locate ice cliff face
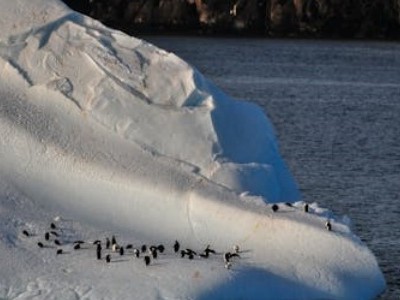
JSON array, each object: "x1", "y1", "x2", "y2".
[{"x1": 0, "y1": 0, "x2": 299, "y2": 202}]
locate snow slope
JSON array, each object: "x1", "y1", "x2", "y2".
[{"x1": 0, "y1": 0, "x2": 385, "y2": 299}]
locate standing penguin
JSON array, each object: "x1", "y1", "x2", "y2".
[
  {"x1": 106, "y1": 237, "x2": 111, "y2": 249},
  {"x1": 144, "y1": 255, "x2": 151, "y2": 266},
  {"x1": 111, "y1": 235, "x2": 117, "y2": 246},
  {"x1": 304, "y1": 203, "x2": 309, "y2": 213},
  {"x1": 44, "y1": 232, "x2": 50, "y2": 241},
  {"x1": 271, "y1": 204, "x2": 279, "y2": 212},
  {"x1": 96, "y1": 244, "x2": 102, "y2": 260},
  {"x1": 173, "y1": 240, "x2": 180, "y2": 253},
  {"x1": 119, "y1": 246, "x2": 124, "y2": 256},
  {"x1": 105, "y1": 254, "x2": 111, "y2": 263},
  {"x1": 133, "y1": 248, "x2": 140, "y2": 258},
  {"x1": 325, "y1": 220, "x2": 332, "y2": 231}
]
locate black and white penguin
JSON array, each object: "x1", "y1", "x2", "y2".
[
  {"x1": 224, "y1": 252, "x2": 240, "y2": 263},
  {"x1": 106, "y1": 238, "x2": 111, "y2": 249},
  {"x1": 54, "y1": 239, "x2": 61, "y2": 246},
  {"x1": 271, "y1": 204, "x2": 279, "y2": 212},
  {"x1": 56, "y1": 249, "x2": 63, "y2": 255},
  {"x1": 325, "y1": 220, "x2": 332, "y2": 231},
  {"x1": 204, "y1": 245, "x2": 216, "y2": 255},
  {"x1": 157, "y1": 245, "x2": 165, "y2": 253},
  {"x1": 126, "y1": 244, "x2": 133, "y2": 249},
  {"x1": 150, "y1": 248, "x2": 157, "y2": 259},
  {"x1": 188, "y1": 254, "x2": 194, "y2": 260},
  {"x1": 44, "y1": 232, "x2": 50, "y2": 241},
  {"x1": 111, "y1": 235, "x2": 117, "y2": 246},
  {"x1": 50, "y1": 223, "x2": 57, "y2": 230},
  {"x1": 144, "y1": 255, "x2": 151, "y2": 266},
  {"x1": 50, "y1": 231, "x2": 59, "y2": 237},
  {"x1": 119, "y1": 246, "x2": 124, "y2": 256},
  {"x1": 141, "y1": 245, "x2": 147, "y2": 253},
  {"x1": 74, "y1": 243, "x2": 81, "y2": 250},
  {"x1": 173, "y1": 240, "x2": 180, "y2": 253},
  {"x1": 180, "y1": 250, "x2": 186, "y2": 258},
  {"x1": 96, "y1": 246, "x2": 102, "y2": 260},
  {"x1": 185, "y1": 249, "x2": 197, "y2": 256},
  {"x1": 105, "y1": 254, "x2": 111, "y2": 263},
  {"x1": 285, "y1": 202, "x2": 293, "y2": 207},
  {"x1": 37, "y1": 242, "x2": 44, "y2": 248},
  {"x1": 304, "y1": 203, "x2": 309, "y2": 213},
  {"x1": 133, "y1": 248, "x2": 140, "y2": 258},
  {"x1": 22, "y1": 230, "x2": 30, "y2": 237}
]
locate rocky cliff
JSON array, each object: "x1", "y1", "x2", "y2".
[{"x1": 62, "y1": 0, "x2": 400, "y2": 38}]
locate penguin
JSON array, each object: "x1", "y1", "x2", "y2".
[
  {"x1": 180, "y1": 250, "x2": 186, "y2": 258},
  {"x1": 50, "y1": 223, "x2": 57, "y2": 230},
  {"x1": 73, "y1": 243, "x2": 81, "y2": 250},
  {"x1": 45, "y1": 232, "x2": 50, "y2": 241},
  {"x1": 185, "y1": 249, "x2": 197, "y2": 256},
  {"x1": 133, "y1": 248, "x2": 140, "y2": 258},
  {"x1": 223, "y1": 252, "x2": 231, "y2": 263},
  {"x1": 111, "y1": 235, "x2": 117, "y2": 246},
  {"x1": 304, "y1": 203, "x2": 309, "y2": 213},
  {"x1": 50, "y1": 231, "x2": 59, "y2": 237},
  {"x1": 119, "y1": 246, "x2": 124, "y2": 256},
  {"x1": 93, "y1": 240, "x2": 101, "y2": 245},
  {"x1": 141, "y1": 245, "x2": 147, "y2": 253},
  {"x1": 96, "y1": 246, "x2": 102, "y2": 260},
  {"x1": 22, "y1": 230, "x2": 30, "y2": 237},
  {"x1": 204, "y1": 245, "x2": 216, "y2": 255},
  {"x1": 285, "y1": 202, "x2": 293, "y2": 207},
  {"x1": 233, "y1": 245, "x2": 240, "y2": 254},
  {"x1": 224, "y1": 252, "x2": 240, "y2": 263},
  {"x1": 106, "y1": 238, "x2": 111, "y2": 249},
  {"x1": 188, "y1": 254, "x2": 194, "y2": 260},
  {"x1": 149, "y1": 245, "x2": 157, "y2": 252},
  {"x1": 112, "y1": 243, "x2": 118, "y2": 252},
  {"x1": 325, "y1": 220, "x2": 332, "y2": 231},
  {"x1": 126, "y1": 244, "x2": 133, "y2": 249},
  {"x1": 105, "y1": 254, "x2": 111, "y2": 263},
  {"x1": 271, "y1": 204, "x2": 279, "y2": 212},
  {"x1": 37, "y1": 242, "x2": 44, "y2": 248},
  {"x1": 173, "y1": 240, "x2": 180, "y2": 253},
  {"x1": 97, "y1": 243, "x2": 102, "y2": 251},
  {"x1": 150, "y1": 248, "x2": 158, "y2": 259},
  {"x1": 54, "y1": 239, "x2": 61, "y2": 246},
  {"x1": 157, "y1": 245, "x2": 165, "y2": 253},
  {"x1": 56, "y1": 249, "x2": 63, "y2": 255},
  {"x1": 144, "y1": 255, "x2": 151, "y2": 266}
]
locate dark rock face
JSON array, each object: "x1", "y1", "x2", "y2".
[{"x1": 62, "y1": 0, "x2": 400, "y2": 38}]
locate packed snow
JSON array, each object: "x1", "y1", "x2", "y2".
[{"x1": 0, "y1": 0, "x2": 385, "y2": 299}]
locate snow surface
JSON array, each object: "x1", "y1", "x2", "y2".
[{"x1": 0, "y1": 0, "x2": 385, "y2": 299}]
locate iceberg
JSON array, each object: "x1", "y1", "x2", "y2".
[{"x1": 0, "y1": 0, "x2": 385, "y2": 299}]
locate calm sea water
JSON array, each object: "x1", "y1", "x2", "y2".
[{"x1": 145, "y1": 36, "x2": 400, "y2": 299}]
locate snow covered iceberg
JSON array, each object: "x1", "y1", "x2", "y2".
[{"x1": 0, "y1": 0, "x2": 385, "y2": 299}]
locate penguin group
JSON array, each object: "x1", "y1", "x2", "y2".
[{"x1": 20, "y1": 219, "x2": 244, "y2": 270}]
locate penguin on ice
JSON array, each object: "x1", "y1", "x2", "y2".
[
  {"x1": 141, "y1": 245, "x2": 147, "y2": 253},
  {"x1": 111, "y1": 235, "x2": 117, "y2": 246},
  {"x1": 37, "y1": 242, "x2": 44, "y2": 248},
  {"x1": 73, "y1": 243, "x2": 81, "y2": 250},
  {"x1": 304, "y1": 203, "x2": 309, "y2": 213},
  {"x1": 105, "y1": 254, "x2": 111, "y2": 263},
  {"x1": 133, "y1": 248, "x2": 140, "y2": 258},
  {"x1": 22, "y1": 230, "x2": 30, "y2": 237},
  {"x1": 50, "y1": 223, "x2": 57, "y2": 230},
  {"x1": 54, "y1": 239, "x2": 61, "y2": 246},
  {"x1": 44, "y1": 232, "x2": 50, "y2": 241},
  {"x1": 50, "y1": 231, "x2": 59, "y2": 237},
  {"x1": 173, "y1": 240, "x2": 180, "y2": 253},
  {"x1": 157, "y1": 245, "x2": 165, "y2": 253},
  {"x1": 119, "y1": 246, "x2": 124, "y2": 256},
  {"x1": 96, "y1": 244, "x2": 102, "y2": 260},
  {"x1": 325, "y1": 220, "x2": 332, "y2": 231},
  {"x1": 106, "y1": 238, "x2": 111, "y2": 249},
  {"x1": 126, "y1": 244, "x2": 133, "y2": 249},
  {"x1": 144, "y1": 255, "x2": 151, "y2": 266},
  {"x1": 56, "y1": 249, "x2": 63, "y2": 255},
  {"x1": 271, "y1": 204, "x2": 279, "y2": 212}
]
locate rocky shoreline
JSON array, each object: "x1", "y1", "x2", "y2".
[{"x1": 62, "y1": 0, "x2": 400, "y2": 39}]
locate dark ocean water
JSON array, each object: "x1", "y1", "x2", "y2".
[{"x1": 145, "y1": 36, "x2": 400, "y2": 299}]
